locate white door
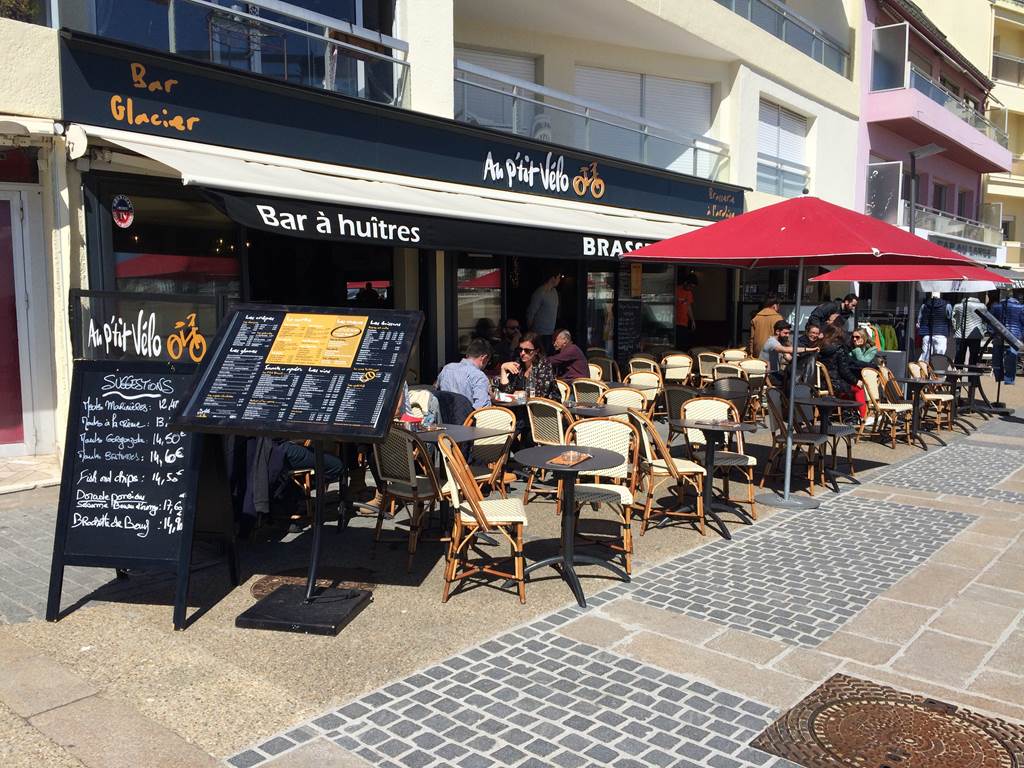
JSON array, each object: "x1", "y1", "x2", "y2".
[{"x1": 0, "y1": 190, "x2": 51, "y2": 457}]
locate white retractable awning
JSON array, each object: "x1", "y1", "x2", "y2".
[{"x1": 75, "y1": 125, "x2": 697, "y2": 242}]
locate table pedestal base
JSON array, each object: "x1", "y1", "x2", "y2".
[
  {"x1": 755, "y1": 491, "x2": 822, "y2": 510},
  {"x1": 235, "y1": 584, "x2": 371, "y2": 635}
]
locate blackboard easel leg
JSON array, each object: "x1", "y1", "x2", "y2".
[{"x1": 304, "y1": 441, "x2": 327, "y2": 603}]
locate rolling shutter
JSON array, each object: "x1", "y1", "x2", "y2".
[
  {"x1": 454, "y1": 48, "x2": 537, "y2": 132},
  {"x1": 574, "y1": 66, "x2": 644, "y2": 163},
  {"x1": 643, "y1": 75, "x2": 712, "y2": 175}
]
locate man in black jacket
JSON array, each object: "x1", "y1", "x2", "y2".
[{"x1": 808, "y1": 293, "x2": 858, "y2": 330}]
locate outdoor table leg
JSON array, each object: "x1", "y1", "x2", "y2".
[
  {"x1": 513, "y1": 469, "x2": 630, "y2": 608},
  {"x1": 697, "y1": 434, "x2": 754, "y2": 540}
]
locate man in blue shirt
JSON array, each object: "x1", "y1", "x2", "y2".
[
  {"x1": 990, "y1": 292, "x2": 1024, "y2": 385},
  {"x1": 436, "y1": 338, "x2": 493, "y2": 408}
]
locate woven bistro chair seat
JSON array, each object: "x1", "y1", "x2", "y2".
[
  {"x1": 878, "y1": 402, "x2": 913, "y2": 413},
  {"x1": 574, "y1": 482, "x2": 635, "y2": 505},
  {"x1": 922, "y1": 392, "x2": 954, "y2": 402},
  {"x1": 458, "y1": 497, "x2": 528, "y2": 526},
  {"x1": 650, "y1": 456, "x2": 705, "y2": 474},
  {"x1": 711, "y1": 450, "x2": 758, "y2": 467}
]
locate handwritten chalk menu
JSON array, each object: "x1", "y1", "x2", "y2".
[
  {"x1": 174, "y1": 305, "x2": 423, "y2": 441},
  {"x1": 47, "y1": 360, "x2": 212, "y2": 629}
]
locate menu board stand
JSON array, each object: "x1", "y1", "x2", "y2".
[
  {"x1": 46, "y1": 360, "x2": 238, "y2": 631},
  {"x1": 174, "y1": 304, "x2": 422, "y2": 635}
]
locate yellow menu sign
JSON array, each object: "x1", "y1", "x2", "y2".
[{"x1": 265, "y1": 313, "x2": 368, "y2": 368}]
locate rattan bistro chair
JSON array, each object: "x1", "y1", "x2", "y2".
[
  {"x1": 565, "y1": 418, "x2": 640, "y2": 574},
  {"x1": 570, "y1": 378, "x2": 606, "y2": 405},
  {"x1": 628, "y1": 409, "x2": 705, "y2": 536},
  {"x1": 908, "y1": 361, "x2": 954, "y2": 431},
  {"x1": 759, "y1": 388, "x2": 827, "y2": 495},
  {"x1": 665, "y1": 385, "x2": 702, "y2": 444},
  {"x1": 463, "y1": 406, "x2": 516, "y2": 498},
  {"x1": 523, "y1": 397, "x2": 573, "y2": 505},
  {"x1": 661, "y1": 353, "x2": 693, "y2": 384},
  {"x1": 696, "y1": 352, "x2": 720, "y2": 388},
  {"x1": 599, "y1": 386, "x2": 648, "y2": 419},
  {"x1": 792, "y1": 383, "x2": 858, "y2": 477},
  {"x1": 721, "y1": 348, "x2": 747, "y2": 362},
  {"x1": 628, "y1": 356, "x2": 659, "y2": 374},
  {"x1": 437, "y1": 434, "x2": 527, "y2": 603},
  {"x1": 738, "y1": 358, "x2": 768, "y2": 423},
  {"x1": 587, "y1": 363, "x2": 603, "y2": 380},
  {"x1": 590, "y1": 356, "x2": 620, "y2": 382},
  {"x1": 861, "y1": 368, "x2": 912, "y2": 448},
  {"x1": 680, "y1": 397, "x2": 758, "y2": 520},
  {"x1": 373, "y1": 426, "x2": 446, "y2": 571},
  {"x1": 555, "y1": 379, "x2": 571, "y2": 403}
]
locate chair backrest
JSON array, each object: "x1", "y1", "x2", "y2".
[
  {"x1": 586, "y1": 346, "x2": 607, "y2": 357},
  {"x1": 697, "y1": 352, "x2": 720, "y2": 379},
  {"x1": 436, "y1": 434, "x2": 488, "y2": 528},
  {"x1": 627, "y1": 408, "x2": 678, "y2": 477},
  {"x1": 907, "y1": 361, "x2": 924, "y2": 378},
  {"x1": 464, "y1": 406, "x2": 515, "y2": 464},
  {"x1": 588, "y1": 363, "x2": 603, "y2": 380},
  {"x1": 665, "y1": 385, "x2": 702, "y2": 420},
  {"x1": 556, "y1": 379, "x2": 571, "y2": 402},
  {"x1": 930, "y1": 353, "x2": 952, "y2": 373},
  {"x1": 861, "y1": 368, "x2": 884, "y2": 407},
  {"x1": 405, "y1": 387, "x2": 436, "y2": 419},
  {"x1": 565, "y1": 417, "x2": 638, "y2": 482},
  {"x1": 721, "y1": 348, "x2": 747, "y2": 362},
  {"x1": 713, "y1": 363, "x2": 747, "y2": 381},
  {"x1": 526, "y1": 397, "x2": 571, "y2": 446},
  {"x1": 738, "y1": 358, "x2": 767, "y2": 390},
  {"x1": 590, "y1": 356, "x2": 618, "y2": 382},
  {"x1": 628, "y1": 357, "x2": 659, "y2": 373},
  {"x1": 374, "y1": 426, "x2": 442, "y2": 494},
  {"x1": 877, "y1": 365, "x2": 904, "y2": 401},
  {"x1": 680, "y1": 396, "x2": 744, "y2": 451},
  {"x1": 600, "y1": 387, "x2": 647, "y2": 412},
  {"x1": 791, "y1": 382, "x2": 816, "y2": 428},
  {"x1": 765, "y1": 387, "x2": 788, "y2": 437},
  {"x1": 815, "y1": 362, "x2": 835, "y2": 396},
  {"x1": 623, "y1": 371, "x2": 662, "y2": 392},
  {"x1": 571, "y1": 378, "x2": 607, "y2": 405},
  {"x1": 662, "y1": 353, "x2": 693, "y2": 382}
]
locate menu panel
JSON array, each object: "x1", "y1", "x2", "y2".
[{"x1": 174, "y1": 305, "x2": 422, "y2": 441}]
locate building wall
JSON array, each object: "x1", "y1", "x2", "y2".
[
  {"x1": 0, "y1": 19, "x2": 61, "y2": 119},
  {"x1": 399, "y1": 0, "x2": 455, "y2": 118}
]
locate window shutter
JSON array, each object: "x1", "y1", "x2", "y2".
[
  {"x1": 778, "y1": 107, "x2": 807, "y2": 165},
  {"x1": 758, "y1": 100, "x2": 780, "y2": 157},
  {"x1": 642, "y1": 75, "x2": 712, "y2": 175},
  {"x1": 455, "y1": 48, "x2": 537, "y2": 86},
  {"x1": 454, "y1": 48, "x2": 537, "y2": 132},
  {"x1": 574, "y1": 66, "x2": 643, "y2": 162}
]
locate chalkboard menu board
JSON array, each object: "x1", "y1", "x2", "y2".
[
  {"x1": 47, "y1": 360, "x2": 220, "y2": 629},
  {"x1": 174, "y1": 305, "x2": 423, "y2": 441},
  {"x1": 616, "y1": 300, "x2": 643, "y2": 362}
]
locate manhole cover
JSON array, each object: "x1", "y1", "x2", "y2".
[
  {"x1": 752, "y1": 674, "x2": 1024, "y2": 768},
  {"x1": 250, "y1": 567, "x2": 376, "y2": 600}
]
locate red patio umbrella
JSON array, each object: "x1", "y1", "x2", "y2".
[
  {"x1": 626, "y1": 196, "x2": 983, "y2": 509},
  {"x1": 809, "y1": 264, "x2": 1010, "y2": 284}
]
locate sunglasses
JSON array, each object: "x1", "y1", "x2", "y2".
[{"x1": 518, "y1": 346, "x2": 536, "y2": 353}]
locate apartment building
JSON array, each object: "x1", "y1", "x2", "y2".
[{"x1": 0, "y1": 0, "x2": 859, "y2": 459}]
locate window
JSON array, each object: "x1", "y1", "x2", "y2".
[
  {"x1": 1002, "y1": 216, "x2": 1015, "y2": 242},
  {"x1": 939, "y1": 75, "x2": 960, "y2": 97},
  {"x1": 757, "y1": 99, "x2": 808, "y2": 197},
  {"x1": 455, "y1": 254, "x2": 503, "y2": 355},
  {"x1": 573, "y1": 66, "x2": 713, "y2": 172},
  {"x1": 908, "y1": 48, "x2": 932, "y2": 77},
  {"x1": 932, "y1": 183, "x2": 948, "y2": 213},
  {"x1": 454, "y1": 48, "x2": 538, "y2": 133},
  {"x1": 957, "y1": 189, "x2": 972, "y2": 219}
]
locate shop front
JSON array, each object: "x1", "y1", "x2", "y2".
[{"x1": 60, "y1": 31, "x2": 744, "y2": 378}]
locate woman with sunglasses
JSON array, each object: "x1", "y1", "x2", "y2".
[
  {"x1": 497, "y1": 332, "x2": 557, "y2": 400},
  {"x1": 849, "y1": 329, "x2": 878, "y2": 365}
]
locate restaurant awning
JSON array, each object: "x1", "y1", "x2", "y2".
[{"x1": 73, "y1": 125, "x2": 695, "y2": 252}]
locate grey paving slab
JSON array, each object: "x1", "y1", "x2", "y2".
[{"x1": 626, "y1": 495, "x2": 973, "y2": 648}]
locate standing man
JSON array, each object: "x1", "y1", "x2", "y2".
[
  {"x1": 548, "y1": 329, "x2": 589, "y2": 382},
  {"x1": 436, "y1": 338, "x2": 493, "y2": 408},
  {"x1": 917, "y1": 292, "x2": 951, "y2": 363},
  {"x1": 990, "y1": 290, "x2": 1024, "y2": 385},
  {"x1": 749, "y1": 294, "x2": 783, "y2": 358},
  {"x1": 675, "y1": 273, "x2": 698, "y2": 350},
  {"x1": 952, "y1": 295, "x2": 986, "y2": 366},
  {"x1": 527, "y1": 272, "x2": 561, "y2": 352},
  {"x1": 808, "y1": 293, "x2": 858, "y2": 331}
]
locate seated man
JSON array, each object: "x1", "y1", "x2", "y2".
[
  {"x1": 760, "y1": 320, "x2": 796, "y2": 386},
  {"x1": 436, "y1": 338, "x2": 493, "y2": 409},
  {"x1": 797, "y1": 321, "x2": 822, "y2": 348},
  {"x1": 547, "y1": 329, "x2": 589, "y2": 382}
]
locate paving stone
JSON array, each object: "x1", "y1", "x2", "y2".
[
  {"x1": 705, "y1": 629, "x2": 786, "y2": 664},
  {"x1": 0, "y1": 647, "x2": 101, "y2": 718},
  {"x1": 770, "y1": 648, "x2": 840, "y2": 682},
  {"x1": 841, "y1": 597, "x2": 936, "y2": 644},
  {"x1": 987, "y1": 630, "x2": 1024, "y2": 676},
  {"x1": 266, "y1": 739, "x2": 372, "y2": 767},
  {"x1": 556, "y1": 615, "x2": 631, "y2": 647},
  {"x1": 978, "y1": 560, "x2": 1024, "y2": 593},
  {"x1": 817, "y1": 631, "x2": 899, "y2": 665},
  {"x1": 929, "y1": 596, "x2": 1020, "y2": 643},
  {"x1": 892, "y1": 631, "x2": 991, "y2": 687}
]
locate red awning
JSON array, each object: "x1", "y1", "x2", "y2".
[
  {"x1": 627, "y1": 197, "x2": 978, "y2": 268},
  {"x1": 458, "y1": 270, "x2": 501, "y2": 289},
  {"x1": 115, "y1": 253, "x2": 240, "y2": 279},
  {"x1": 810, "y1": 264, "x2": 1011, "y2": 283},
  {"x1": 346, "y1": 280, "x2": 391, "y2": 290}
]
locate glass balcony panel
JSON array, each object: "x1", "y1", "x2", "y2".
[
  {"x1": 756, "y1": 159, "x2": 808, "y2": 199},
  {"x1": 900, "y1": 200, "x2": 1003, "y2": 245},
  {"x1": 751, "y1": 0, "x2": 782, "y2": 37},
  {"x1": 784, "y1": 21, "x2": 816, "y2": 58},
  {"x1": 993, "y1": 52, "x2": 1024, "y2": 86}
]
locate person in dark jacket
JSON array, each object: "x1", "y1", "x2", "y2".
[
  {"x1": 808, "y1": 294, "x2": 858, "y2": 331},
  {"x1": 990, "y1": 291, "x2": 1024, "y2": 385},
  {"x1": 917, "y1": 292, "x2": 952, "y2": 363},
  {"x1": 815, "y1": 325, "x2": 861, "y2": 397}
]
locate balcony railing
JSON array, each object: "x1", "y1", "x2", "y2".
[
  {"x1": 756, "y1": 153, "x2": 810, "y2": 198},
  {"x1": 453, "y1": 61, "x2": 730, "y2": 180},
  {"x1": 994, "y1": 50, "x2": 1024, "y2": 87},
  {"x1": 713, "y1": 0, "x2": 849, "y2": 77},
  {"x1": 900, "y1": 200, "x2": 1003, "y2": 246},
  {"x1": 64, "y1": 0, "x2": 410, "y2": 108},
  {"x1": 908, "y1": 66, "x2": 1009, "y2": 148}
]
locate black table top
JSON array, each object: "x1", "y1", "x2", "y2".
[
  {"x1": 606, "y1": 381, "x2": 660, "y2": 391},
  {"x1": 671, "y1": 419, "x2": 756, "y2": 433},
  {"x1": 514, "y1": 445, "x2": 623, "y2": 474},
  {"x1": 572, "y1": 404, "x2": 630, "y2": 417},
  {"x1": 795, "y1": 396, "x2": 859, "y2": 408},
  {"x1": 405, "y1": 424, "x2": 512, "y2": 443},
  {"x1": 942, "y1": 369, "x2": 983, "y2": 378},
  {"x1": 894, "y1": 377, "x2": 934, "y2": 385}
]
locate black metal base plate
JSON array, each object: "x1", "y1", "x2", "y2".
[{"x1": 235, "y1": 584, "x2": 371, "y2": 636}]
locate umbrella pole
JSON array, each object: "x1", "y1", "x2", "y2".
[{"x1": 782, "y1": 259, "x2": 804, "y2": 501}]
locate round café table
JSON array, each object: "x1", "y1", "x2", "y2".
[
  {"x1": 510, "y1": 444, "x2": 626, "y2": 607},
  {"x1": 893, "y1": 377, "x2": 945, "y2": 450},
  {"x1": 669, "y1": 419, "x2": 756, "y2": 540}
]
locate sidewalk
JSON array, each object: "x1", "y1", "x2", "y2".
[
  {"x1": 0, "y1": 454, "x2": 60, "y2": 496},
  {"x1": 0, "y1": 401, "x2": 1021, "y2": 768}
]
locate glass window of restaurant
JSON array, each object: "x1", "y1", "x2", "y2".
[
  {"x1": 639, "y1": 264, "x2": 675, "y2": 352},
  {"x1": 454, "y1": 253, "x2": 504, "y2": 354}
]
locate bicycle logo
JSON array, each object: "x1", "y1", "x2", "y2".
[
  {"x1": 572, "y1": 161, "x2": 606, "y2": 200},
  {"x1": 167, "y1": 313, "x2": 207, "y2": 362}
]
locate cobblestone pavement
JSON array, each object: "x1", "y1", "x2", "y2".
[{"x1": 874, "y1": 441, "x2": 1024, "y2": 504}]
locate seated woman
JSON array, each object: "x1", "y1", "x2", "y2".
[
  {"x1": 849, "y1": 329, "x2": 878, "y2": 367},
  {"x1": 816, "y1": 325, "x2": 861, "y2": 398},
  {"x1": 497, "y1": 332, "x2": 558, "y2": 400}
]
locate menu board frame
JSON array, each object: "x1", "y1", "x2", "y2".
[
  {"x1": 46, "y1": 359, "x2": 232, "y2": 630},
  {"x1": 172, "y1": 304, "x2": 424, "y2": 442}
]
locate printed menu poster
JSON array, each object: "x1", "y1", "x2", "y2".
[{"x1": 173, "y1": 305, "x2": 423, "y2": 441}]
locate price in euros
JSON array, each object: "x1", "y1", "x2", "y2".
[{"x1": 151, "y1": 469, "x2": 184, "y2": 485}]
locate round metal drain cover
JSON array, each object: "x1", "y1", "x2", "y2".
[
  {"x1": 250, "y1": 567, "x2": 376, "y2": 600},
  {"x1": 753, "y1": 675, "x2": 1024, "y2": 768}
]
